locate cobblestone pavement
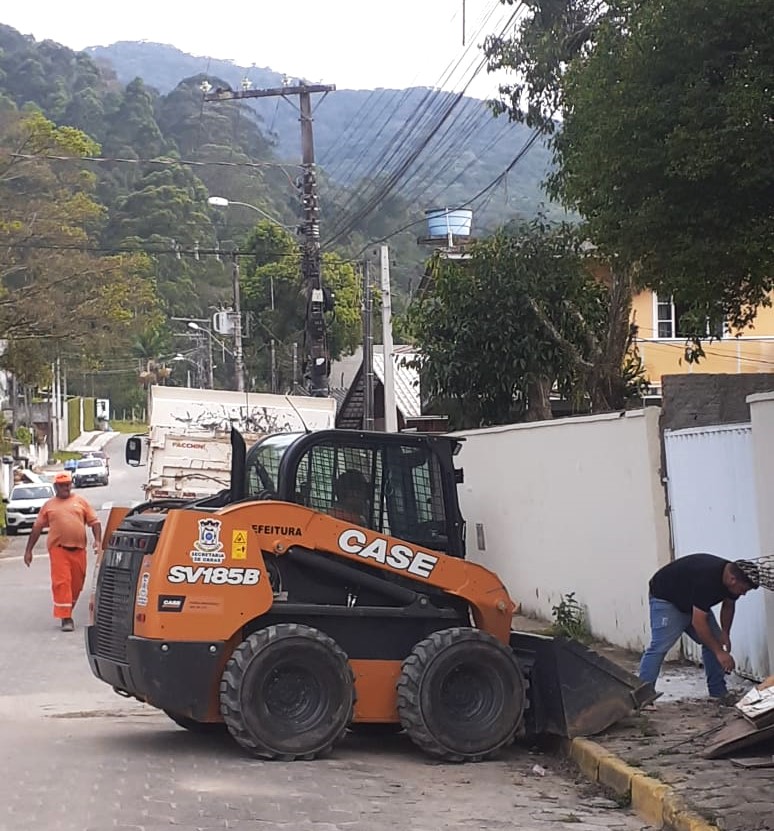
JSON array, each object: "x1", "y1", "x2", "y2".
[
  {"x1": 0, "y1": 539, "x2": 651, "y2": 831},
  {"x1": 592, "y1": 699, "x2": 774, "y2": 831},
  {"x1": 561, "y1": 628, "x2": 774, "y2": 831}
]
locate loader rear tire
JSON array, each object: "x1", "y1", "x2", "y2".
[
  {"x1": 397, "y1": 627, "x2": 526, "y2": 762},
  {"x1": 220, "y1": 624, "x2": 354, "y2": 761}
]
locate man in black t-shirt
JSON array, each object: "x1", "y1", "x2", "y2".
[{"x1": 638, "y1": 554, "x2": 759, "y2": 701}]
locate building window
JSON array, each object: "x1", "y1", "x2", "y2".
[
  {"x1": 656, "y1": 296, "x2": 676, "y2": 338},
  {"x1": 654, "y1": 295, "x2": 724, "y2": 339}
]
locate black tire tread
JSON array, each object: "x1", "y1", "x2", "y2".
[
  {"x1": 220, "y1": 623, "x2": 354, "y2": 761},
  {"x1": 396, "y1": 626, "x2": 526, "y2": 763}
]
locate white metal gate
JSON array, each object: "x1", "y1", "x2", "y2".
[{"x1": 664, "y1": 424, "x2": 769, "y2": 681}]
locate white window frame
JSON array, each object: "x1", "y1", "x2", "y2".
[
  {"x1": 652, "y1": 294, "x2": 725, "y2": 340},
  {"x1": 654, "y1": 294, "x2": 677, "y2": 339}
]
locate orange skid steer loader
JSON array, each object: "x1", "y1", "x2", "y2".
[{"x1": 87, "y1": 429, "x2": 655, "y2": 761}]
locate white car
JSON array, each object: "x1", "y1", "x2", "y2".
[
  {"x1": 73, "y1": 457, "x2": 110, "y2": 488},
  {"x1": 4, "y1": 483, "x2": 55, "y2": 535}
]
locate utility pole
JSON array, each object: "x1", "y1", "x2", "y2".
[
  {"x1": 205, "y1": 82, "x2": 335, "y2": 397},
  {"x1": 380, "y1": 245, "x2": 398, "y2": 432},
  {"x1": 270, "y1": 339, "x2": 277, "y2": 394},
  {"x1": 363, "y1": 260, "x2": 375, "y2": 431},
  {"x1": 231, "y1": 253, "x2": 246, "y2": 392}
]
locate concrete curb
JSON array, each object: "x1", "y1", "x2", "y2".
[{"x1": 565, "y1": 737, "x2": 720, "y2": 831}]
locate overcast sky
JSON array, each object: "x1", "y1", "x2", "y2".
[{"x1": 1, "y1": 1, "x2": 518, "y2": 99}]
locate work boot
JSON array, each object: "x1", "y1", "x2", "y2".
[
  {"x1": 710, "y1": 691, "x2": 738, "y2": 707},
  {"x1": 61, "y1": 618, "x2": 74, "y2": 632}
]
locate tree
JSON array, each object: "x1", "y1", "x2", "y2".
[
  {"x1": 485, "y1": 0, "x2": 774, "y2": 340},
  {"x1": 408, "y1": 221, "x2": 639, "y2": 428},
  {"x1": 104, "y1": 164, "x2": 227, "y2": 316},
  {"x1": 241, "y1": 221, "x2": 362, "y2": 392},
  {"x1": 0, "y1": 107, "x2": 163, "y2": 387}
]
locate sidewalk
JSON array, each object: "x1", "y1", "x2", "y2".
[
  {"x1": 523, "y1": 614, "x2": 774, "y2": 830},
  {"x1": 64, "y1": 429, "x2": 119, "y2": 454}
]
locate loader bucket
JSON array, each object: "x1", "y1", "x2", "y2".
[{"x1": 510, "y1": 631, "x2": 659, "y2": 739}]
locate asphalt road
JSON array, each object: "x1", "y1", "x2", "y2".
[{"x1": 0, "y1": 434, "x2": 651, "y2": 831}]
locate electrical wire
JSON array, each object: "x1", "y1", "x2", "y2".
[
  {"x1": 9, "y1": 153, "x2": 301, "y2": 171},
  {"x1": 343, "y1": 120, "x2": 543, "y2": 258},
  {"x1": 322, "y1": 3, "x2": 524, "y2": 249},
  {"x1": 0, "y1": 239, "x2": 302, "y2": 259},
  {"x1": 320, "y1": 1, "x2": 490, "y2": 184},
  {"x1": 322, "y1": 1, "x2": 507, "y2": 223}
]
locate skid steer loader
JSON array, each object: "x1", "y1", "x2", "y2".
[{"x1": 87, "y1": 429, "x2": 656, "y2": 761}]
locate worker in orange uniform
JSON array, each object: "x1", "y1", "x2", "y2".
[{"x1": 23, "y1": 471, "x2": 102, "y2": 632}]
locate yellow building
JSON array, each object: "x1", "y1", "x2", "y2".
[{"x1": 631, "y1": 291, "x2": 774, "y2": 389}]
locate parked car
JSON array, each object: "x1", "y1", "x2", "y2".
[
  {"x1": 4, "y1": 483, "x2": 55, "y2": 535},
  {"x1": 73, "y1": 457, "x2": 109, "y2": 487},
  {"x1": 80, "y1": 449, "x2": 109, "y2": 472}
]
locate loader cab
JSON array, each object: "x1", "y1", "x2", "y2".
[{"x1": 244, "y1": 430, "x2": 466, "y2": 558}]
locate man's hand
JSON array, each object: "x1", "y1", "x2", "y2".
[
  {"x1": 23, "y1": 550, "x2": 32, "y2": 568},
  {"x1": 716, "y1": 650, "x2": 736, "y2": 673},
  {"x1": 720, "y1": 632, "x2": 732, "y2": 653}
]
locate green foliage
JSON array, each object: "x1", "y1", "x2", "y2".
[
  {"x1": 241, "y1": 221, "x2": 362, "y2": 391},
  {"x1": 486, "y1": 0, "x2": 774, "y2": 341},
  {"x1": 0, "y1": 23, "x2": 568, "y2": 410},
  {"x1": 14, "y1": 425, "x2": 32, "y2": 446},
  {"x1": 0, "y1": 108, "x2": 164, "y2": 387},
  {"x1": 110, "y1": 419, "x2": 148, "y2": 434},
  {"x1": 550, "y1": 592, "x2": 589, "y2": 642},
  {"x1": 0, "y1": 413, "x2": 11, "y2": 457},
  {"x1": 87, "y1": 41, "x2": 561, "y2": 234},
  {"x1": 408, "y1": 220, "x2": 615, "y2": 427}
]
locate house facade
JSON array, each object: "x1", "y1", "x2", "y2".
[{"x1": 632, "y1": 291, "x2": 774, "y2": 390}]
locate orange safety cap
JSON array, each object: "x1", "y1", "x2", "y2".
[{"x1": 53, "y1": 472, "x2": 72, "y2": 484}]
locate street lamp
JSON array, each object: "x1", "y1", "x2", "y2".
[
  {"x1": 171, "y1": 353, "x2": 199, "y2": 388},
  {"x1": 188, "y1": 321, "x2": 235, "y2": 357},
  {"x1": 208, "y1": 194, "x2": 296, "y2": 313},
  {"x1": 207, "y1": 196, "x2": 294, "y2": 231}
]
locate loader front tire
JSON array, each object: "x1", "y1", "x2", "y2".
[
  {"x1": 397, "y1": 627, "x2": 526, "y2": 762},
  {"x1": 220, "y1": 624, "x2": 354, "y2": 761}
]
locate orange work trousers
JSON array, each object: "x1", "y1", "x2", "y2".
[{"x1": 48, "y1": 545, "x2": 87, "y2": 619}]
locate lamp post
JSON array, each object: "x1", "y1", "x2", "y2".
[
  {"x1": 171, "y1": 353, "x2": 198, "y2": 388},
  {"x1": 207, "y1": 196, "x2": 292, "y2": 231}
]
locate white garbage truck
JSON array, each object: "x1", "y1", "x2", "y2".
[{"x1": 128, "y1": 386, "x2": 337, "y2": 502}]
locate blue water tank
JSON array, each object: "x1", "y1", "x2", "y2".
[{"x1": 425, "y1": 208, "x2": 473, "y2": 239}]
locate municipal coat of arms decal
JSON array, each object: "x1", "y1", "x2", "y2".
[{"x1": 190, "y1": 518, "x2": 226, "y2": 564}]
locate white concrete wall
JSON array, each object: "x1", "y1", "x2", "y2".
[
  {"x1": 747, "y1": 392, "x2": 774, "y2": 675},
  {"x1": 453, "y1": 408, "x2": 671, "y2": 651}
]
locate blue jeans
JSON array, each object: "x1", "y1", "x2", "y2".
[{"x1": 638, "y1": 596, "x2": 727, "y2": 697}]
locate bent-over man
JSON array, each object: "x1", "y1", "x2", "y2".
[
  {"x1": 24, "y1": 471, "x2": 102, "y2": 632},
  {"x1": 639, "y1": 553, "x2": 759, "y2": 702}
]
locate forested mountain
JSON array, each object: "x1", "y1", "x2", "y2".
[
  {"x1": 86, "y1": 41, "x2": 558, "y2": 226},
  {"x1": 0, "y1": 23, "x2": 560, "y2": 412}
]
